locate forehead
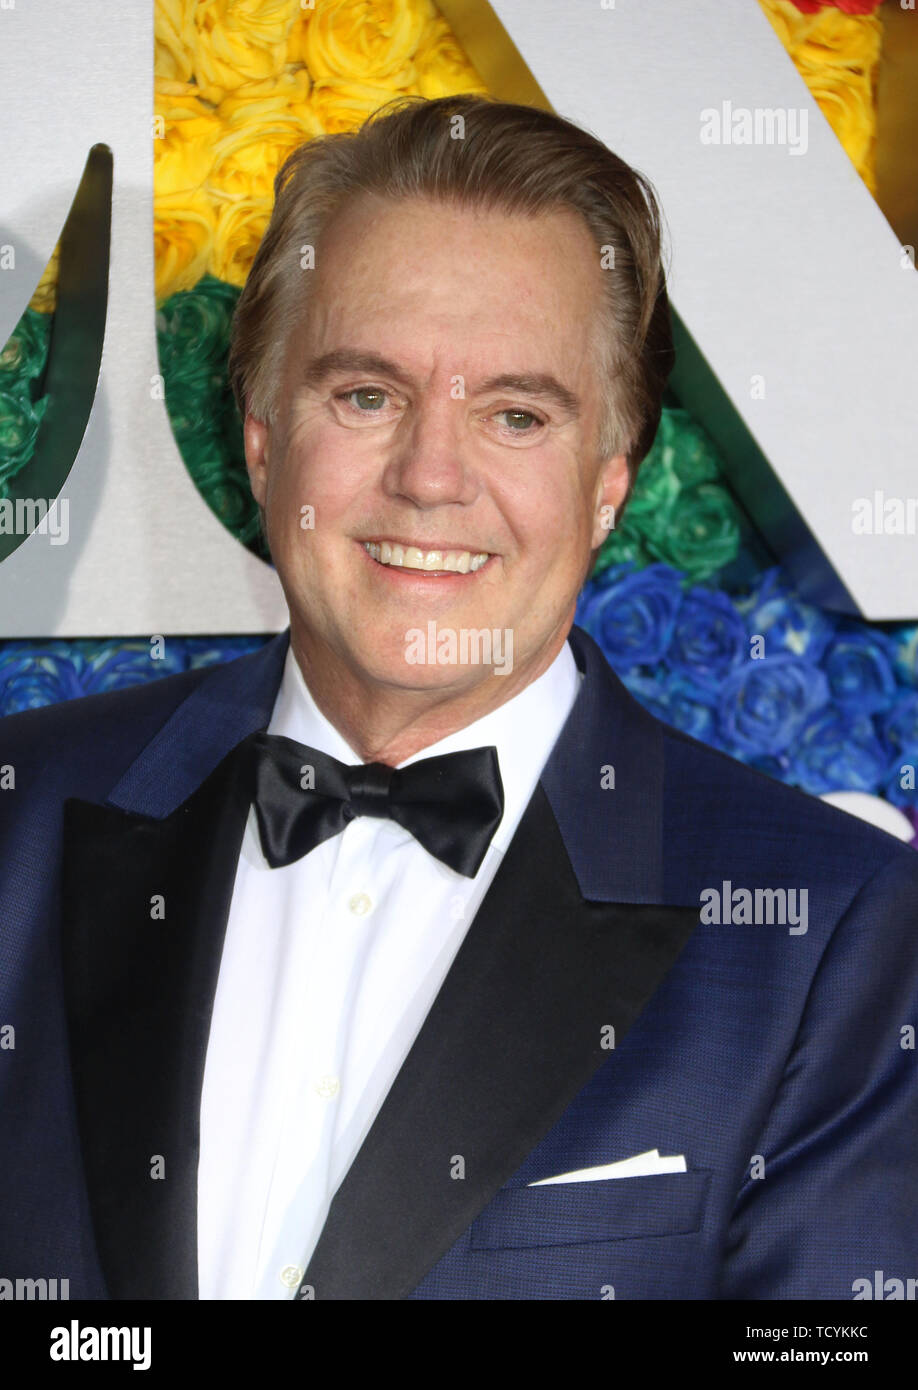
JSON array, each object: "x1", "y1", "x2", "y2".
[{"x1": 300, "y1": 192, "x2": 605, "y2": 360}]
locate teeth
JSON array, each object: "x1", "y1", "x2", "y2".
[{"x1": 363, "y1": 541, "x2": 490, "y2": 573}]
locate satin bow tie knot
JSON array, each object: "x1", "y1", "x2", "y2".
[
  {"x1": 342, "y1": 762, "x2": 395, "y2": 820},
  {"x1": 244, "y1": 731, "x2": 504, "y2": 878}
]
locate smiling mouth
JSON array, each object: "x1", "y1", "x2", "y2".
[{"x1": 362, "y1": 540, "x2": 492, "y2": 574}]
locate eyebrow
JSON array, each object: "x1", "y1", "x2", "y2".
[{"x1": 299, "y1": 349, "x2": 581, "y2": 417}]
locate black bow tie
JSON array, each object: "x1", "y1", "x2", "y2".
[{"x1": 244, "y1": 732, "x2": 504, "y2": 878}]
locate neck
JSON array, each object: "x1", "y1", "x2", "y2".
[{"x1": 287, "y1": 620, "x2": 572, "y2": 766}]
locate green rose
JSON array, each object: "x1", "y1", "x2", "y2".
[
  {"x1": 646, "y1": 481, "x2": 741, "y2": 582},
  {"x1": 0, "y1": 308, "x2": 52, "y2": 391},
  {"x1": 156, "y1": 275, "x2": 241, "y2": 390},
  {"x1": 164, "y1": 377, "x2": 228, "y2": 448},
  {"x1": 0, "y1": 389, "x2": 50, "y2": 495},
  {"x1": 663, "y1": 409, "x2": 723, "y2": 488}
]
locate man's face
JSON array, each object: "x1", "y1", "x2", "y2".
[{"x1": 244, "y1": 192, "x2": 629, "y2": 699}]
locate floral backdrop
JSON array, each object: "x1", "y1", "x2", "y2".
[{"x1": 2, "y1": 0, "x2": 915, "y2": 841}]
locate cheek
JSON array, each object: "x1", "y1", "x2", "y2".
[
  {"x1": 267, "y1": 432, "x2": 362, "y2": 526},
  {"x1": 492, "y1": 465, "x2": 591, "y2": 563}
]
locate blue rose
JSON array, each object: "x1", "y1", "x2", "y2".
[
  {"x1": 821, "y1": 629, "x2": 897, "y2": 716},
  {"x1": 737, "y1": 567, "x2": 837, "y2": 663},
  {"x1": 717, "y1": 654, "x2": 829, "y2": 757},
  {"x1": 665, "y1": 588, "x2": 747, "y2": 693},
  {"x1": 661, "y1": 671, "x2": 721, "y2": 743},
  {"x1": 576, "y1": 562, "x2": 684, "y2": 669},
  {"x1": 788, "y1": 706, "x2": 889, "y2": 795}
]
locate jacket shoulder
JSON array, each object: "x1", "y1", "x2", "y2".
[
  {"x1": 661, "y1": 717, "x2": 914, "y2": 890},
  {"x1": 0, "y1": 657, "x2": 237, "y2": 810}
]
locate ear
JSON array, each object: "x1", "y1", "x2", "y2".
[
  {"x1": 243, "y1": 412, "x2": 270, "y2": 509},
  {"x1": 591, "y1": 452, "x2": 630, "y2": 550}
]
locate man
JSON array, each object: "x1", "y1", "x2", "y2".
[{"x1": 1, "y1": 94, "x2": 916, "y2": 1302}]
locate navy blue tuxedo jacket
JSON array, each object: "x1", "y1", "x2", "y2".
[{"x1": 1, "y1": 624, "x2": 917, "y2": 1300}]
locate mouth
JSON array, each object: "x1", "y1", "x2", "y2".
[{"x1": 360, "y1": 539, "x2": 494, "y2": 577}]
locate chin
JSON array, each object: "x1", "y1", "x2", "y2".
[
  {"x1": 345, "y1": 639, "x2": 490, "y2": 690},
  {"x1": 366, "y1": 658, "x2": 487, "y2": 693}
]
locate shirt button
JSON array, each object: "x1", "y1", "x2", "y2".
[
  {"x1": 280, "y1": 1265, "x2": 304, "y2": 1289},
  {"x1": 314, "y1": 1074, "x2": 340, "y2": 1098},
  {"x1": 348, "y1": 892, "x2": 373, "y2": 916}
]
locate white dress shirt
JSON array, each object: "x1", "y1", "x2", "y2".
[{"x1": 196, "y1": 638, "x2": 582, "y2": 1299}]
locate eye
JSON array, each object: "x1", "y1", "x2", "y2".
[
  {"x1": 336, "y1": 386, "x2": 390, "y2": 412},
  {"x1": 494, "y1": 408, "x2": 544, "y2": 434}
]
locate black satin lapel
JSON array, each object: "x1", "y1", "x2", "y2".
[
  {"x1": 301, "y1": 785, "x2": 700, "y2": 1300},
  {"x1": 60, "y1": 743, "x2": 252, "y2": 1300}
]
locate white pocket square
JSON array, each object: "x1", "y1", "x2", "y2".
[{"x1": 527, "y1": 1149, "x2": 687, "y2": 1185}]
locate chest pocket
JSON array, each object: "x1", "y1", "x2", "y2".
[{"x1": 469, "y1": 1169, "x2": 712, "y2": 1250}]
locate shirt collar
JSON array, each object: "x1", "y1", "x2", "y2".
[{"x1": 268, "y1": 639, "x2": 583, "y2": 857}]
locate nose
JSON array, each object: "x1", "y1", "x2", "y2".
[{"x1": 380, "y1": 384, "x2": 479, "y2": 509}]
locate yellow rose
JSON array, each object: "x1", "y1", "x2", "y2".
[
  {"x1": 210, "y1": 198, "x2": 274, "y2": 287},
  {"x1": 308, "y1": 76, "x2": 416, "y2": 134},
  {"x1": 155, "y1": 190, "x2": 217, "y2": 300},
  {"x1": 192, "y1": 0, "x2": 303, "y2": 102},
  {"x1": 296, "y1": 0, "x2": 435, "y2": 86},
  {"x1": 217, "y1": 69, "x2": 313, "y2": 121},
  {"x1": 208, "y1": 73, "x2": 323, "y2": 207},
  {"x1": 155, "y1": 0, "x2": 196, "y2": 83},
  {"x1": 413, "y1": 15, "x2": 487, "y2": 100},
  {"x1": 794, "y1": 14, "x2": 882, "y2": 81},
  {"x1": 209, "y1": 115, "x2": 319, "y2": 205},
  {"x1": 155, "y1": 117, "x2": 220, "y2": 197},
  {"x1": 154, "y1": 122, "x2": 220, "y2": 300}
]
